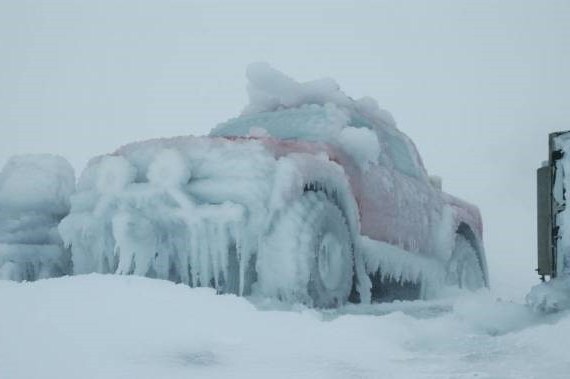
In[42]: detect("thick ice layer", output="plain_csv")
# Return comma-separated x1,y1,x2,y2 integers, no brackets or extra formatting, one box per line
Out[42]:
53,63,486,306
0,154,75,215
213,103,348,142
242,62,352,115
0,155,75,280
0,244,69,281
60,138,276,296
527,277,570,313
60,134,378,303
360,236,445,298
241,62,397,130
267,152,371,303
211,63,390,172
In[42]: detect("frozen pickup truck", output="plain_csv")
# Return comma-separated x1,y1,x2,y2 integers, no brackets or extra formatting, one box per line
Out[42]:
49,64,487,307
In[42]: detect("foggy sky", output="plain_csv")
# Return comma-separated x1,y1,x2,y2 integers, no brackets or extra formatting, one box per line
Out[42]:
2,0,569,299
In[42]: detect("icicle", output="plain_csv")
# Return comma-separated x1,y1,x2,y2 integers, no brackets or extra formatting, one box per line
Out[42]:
217,223,229,288
189,224,200,287
198,222,211,287
208,222,220,289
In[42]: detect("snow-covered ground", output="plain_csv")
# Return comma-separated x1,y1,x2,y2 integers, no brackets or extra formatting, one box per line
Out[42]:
1,274,569,379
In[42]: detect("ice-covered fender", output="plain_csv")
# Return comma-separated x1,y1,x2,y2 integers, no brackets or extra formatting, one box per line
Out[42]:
266,152,372,303
441,192,489,287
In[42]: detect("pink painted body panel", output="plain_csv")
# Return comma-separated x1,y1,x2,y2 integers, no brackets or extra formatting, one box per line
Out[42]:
249,135,483,257
113,133,483,259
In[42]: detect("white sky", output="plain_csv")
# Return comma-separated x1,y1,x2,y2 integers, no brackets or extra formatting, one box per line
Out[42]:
1,0,569,298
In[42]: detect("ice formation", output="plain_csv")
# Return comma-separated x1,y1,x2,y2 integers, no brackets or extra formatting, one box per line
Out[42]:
56,63,404,303
47,63,487,305
0,155,75,280
59,138,272,296
212,62,389,172
527,278,570,313
360,236,445,298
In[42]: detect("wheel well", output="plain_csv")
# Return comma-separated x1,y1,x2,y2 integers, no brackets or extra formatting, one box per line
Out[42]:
302,181,341,209
302,180,364,302
301,179,359,238
456,223,478,249
455,222,489,287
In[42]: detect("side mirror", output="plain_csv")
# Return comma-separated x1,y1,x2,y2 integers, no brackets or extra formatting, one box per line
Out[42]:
429,175,442,191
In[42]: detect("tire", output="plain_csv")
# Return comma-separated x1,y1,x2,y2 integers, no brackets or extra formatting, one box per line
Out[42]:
445,233,486,290
258,191,354,307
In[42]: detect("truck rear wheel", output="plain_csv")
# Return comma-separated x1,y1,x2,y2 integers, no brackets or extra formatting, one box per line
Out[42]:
445,233,486,290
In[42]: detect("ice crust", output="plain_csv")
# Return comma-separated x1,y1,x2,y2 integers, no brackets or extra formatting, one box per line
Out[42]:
58,136,375,303
56,64,416,303
0,155,75,280
360,236,445,297
241,62,396,129
59,138,273,296
242,62,352,115
211,62,393,172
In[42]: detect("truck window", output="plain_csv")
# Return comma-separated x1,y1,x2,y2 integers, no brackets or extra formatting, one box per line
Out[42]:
384,132,419,178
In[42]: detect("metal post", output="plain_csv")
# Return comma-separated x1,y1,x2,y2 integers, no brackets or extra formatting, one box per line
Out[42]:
537,164,553,278
539,131,570,280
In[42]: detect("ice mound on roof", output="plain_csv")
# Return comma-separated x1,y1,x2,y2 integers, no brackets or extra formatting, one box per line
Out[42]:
0,155,75,281
242,62,352,114
212,62,396,171
241,62,396,126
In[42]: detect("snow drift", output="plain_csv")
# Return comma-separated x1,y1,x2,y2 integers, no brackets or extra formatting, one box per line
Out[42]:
1,274,569,379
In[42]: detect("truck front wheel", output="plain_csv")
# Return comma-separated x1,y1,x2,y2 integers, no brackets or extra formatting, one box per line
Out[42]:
257,191,354,307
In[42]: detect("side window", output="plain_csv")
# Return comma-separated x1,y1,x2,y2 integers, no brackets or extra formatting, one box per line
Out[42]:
384,132,419,178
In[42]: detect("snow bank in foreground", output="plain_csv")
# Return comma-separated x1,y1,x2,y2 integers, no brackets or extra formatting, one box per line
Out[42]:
1,275,569,379
0,155,74,280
